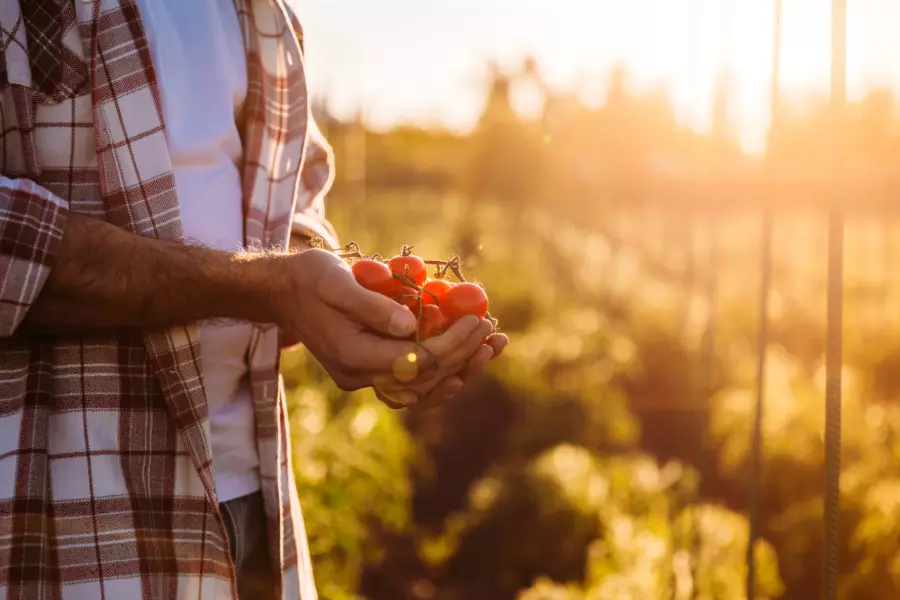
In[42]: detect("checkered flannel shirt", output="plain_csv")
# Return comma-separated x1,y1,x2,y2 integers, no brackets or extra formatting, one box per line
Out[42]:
0,0,337,598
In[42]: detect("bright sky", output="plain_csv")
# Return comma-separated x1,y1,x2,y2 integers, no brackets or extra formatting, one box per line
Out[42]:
290,0,900,152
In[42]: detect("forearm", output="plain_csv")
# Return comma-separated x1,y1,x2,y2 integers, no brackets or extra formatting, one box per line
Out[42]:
22,213,285,332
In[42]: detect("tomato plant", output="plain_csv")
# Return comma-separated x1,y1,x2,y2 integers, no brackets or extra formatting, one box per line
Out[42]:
442,282,489,322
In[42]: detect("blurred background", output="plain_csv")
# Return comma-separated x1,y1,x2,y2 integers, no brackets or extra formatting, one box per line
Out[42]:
283,1,900,598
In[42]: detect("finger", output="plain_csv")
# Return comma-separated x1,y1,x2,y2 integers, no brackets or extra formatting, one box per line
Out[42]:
375,390,417,409
373,375,418,408
349,316,482,380
372,352,465,398
461,344,494,380
372,362,439,397
319,258,417,337
415,315,481,368
411,376,465,413
333,373,373,392
367,318,489,394
395,320,494,395
483,332,509,359
424,319,495,373
325,327,419,374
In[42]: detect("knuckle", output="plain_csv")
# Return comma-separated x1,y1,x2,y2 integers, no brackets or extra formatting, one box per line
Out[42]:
314,263,339,297
476,321,494,339
311,253,350,296
296,248,323,277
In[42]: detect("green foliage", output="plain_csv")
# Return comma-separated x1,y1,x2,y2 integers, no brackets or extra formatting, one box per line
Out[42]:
286,189,900,599
283,349,415,599
287,64,900,600
517,448,782,600
286,188,788,599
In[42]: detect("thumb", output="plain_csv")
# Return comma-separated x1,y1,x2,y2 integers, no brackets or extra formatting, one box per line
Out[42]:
322,263,417,337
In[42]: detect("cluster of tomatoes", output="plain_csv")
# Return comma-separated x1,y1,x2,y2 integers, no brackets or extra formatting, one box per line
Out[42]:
348,246,491,342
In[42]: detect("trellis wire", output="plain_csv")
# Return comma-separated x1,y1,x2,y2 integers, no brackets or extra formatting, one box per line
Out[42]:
822,0,846,598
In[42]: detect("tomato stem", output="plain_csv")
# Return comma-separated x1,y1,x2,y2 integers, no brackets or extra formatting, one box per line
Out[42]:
393,274,442,307
414,293,422,345
423,289,440,305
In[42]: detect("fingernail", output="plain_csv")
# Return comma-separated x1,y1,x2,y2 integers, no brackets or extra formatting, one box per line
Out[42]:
389,308,416,337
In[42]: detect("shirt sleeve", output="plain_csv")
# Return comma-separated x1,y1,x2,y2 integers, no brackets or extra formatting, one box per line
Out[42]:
0,177,69,338
283,3,340,250
291,116,339,249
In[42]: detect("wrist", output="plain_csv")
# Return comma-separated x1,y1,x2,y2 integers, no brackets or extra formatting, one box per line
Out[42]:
227,252,293,325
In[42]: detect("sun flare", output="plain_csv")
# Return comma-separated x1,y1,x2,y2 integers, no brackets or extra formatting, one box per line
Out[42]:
298,0,899,153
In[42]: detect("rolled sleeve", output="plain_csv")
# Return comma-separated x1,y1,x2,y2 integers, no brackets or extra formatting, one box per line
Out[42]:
0,177,69,337
284,4,340,249
292,117,339,249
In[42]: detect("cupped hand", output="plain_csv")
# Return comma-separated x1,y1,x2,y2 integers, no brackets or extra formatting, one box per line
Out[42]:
374,330,509,411
275,249,505,403
276,248,419,390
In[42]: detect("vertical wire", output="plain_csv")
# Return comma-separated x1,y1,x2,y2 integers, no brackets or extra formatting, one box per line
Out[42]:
746,1,782,597
683,1,706,596
823,0,846,598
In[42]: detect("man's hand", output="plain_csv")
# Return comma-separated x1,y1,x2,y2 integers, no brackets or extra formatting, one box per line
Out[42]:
373,330,509,411
274,249,504,404
287,236,508,408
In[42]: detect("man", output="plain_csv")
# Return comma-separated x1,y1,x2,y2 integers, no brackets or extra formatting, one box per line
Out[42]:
0,1,507,599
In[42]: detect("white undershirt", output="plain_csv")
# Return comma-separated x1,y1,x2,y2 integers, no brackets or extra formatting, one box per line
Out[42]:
137,0,260,502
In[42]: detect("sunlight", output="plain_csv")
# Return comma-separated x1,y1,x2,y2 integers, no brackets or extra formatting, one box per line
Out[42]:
533,0,831,151
298,0,900,153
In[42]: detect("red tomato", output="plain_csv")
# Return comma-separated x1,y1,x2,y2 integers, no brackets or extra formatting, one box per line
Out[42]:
418,304,448,341
442,282,489,323
388,255,428,287
422,279,455,306
352,259,394,296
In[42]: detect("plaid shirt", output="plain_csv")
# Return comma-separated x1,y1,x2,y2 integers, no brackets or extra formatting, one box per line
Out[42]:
0,1,336,598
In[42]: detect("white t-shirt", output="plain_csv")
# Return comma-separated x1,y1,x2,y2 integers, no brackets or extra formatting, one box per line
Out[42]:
136,0,260,502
